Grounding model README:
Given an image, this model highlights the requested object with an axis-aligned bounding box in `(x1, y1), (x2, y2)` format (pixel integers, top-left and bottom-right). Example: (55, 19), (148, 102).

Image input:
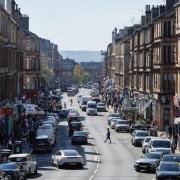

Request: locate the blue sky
(16, 0), (164, 51)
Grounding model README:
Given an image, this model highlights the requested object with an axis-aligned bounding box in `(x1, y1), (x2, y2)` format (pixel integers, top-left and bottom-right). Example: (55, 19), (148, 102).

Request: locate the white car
(37, 124), (56, 146)
(97, 102), (106, 112)
(86, 101), (97, 116)
(8, 153), (37, 176)
(52, 150), (84, 168)
(110, 119), (120, 129)
(142, 136), (158, 153)
(107, 114), (120, 125)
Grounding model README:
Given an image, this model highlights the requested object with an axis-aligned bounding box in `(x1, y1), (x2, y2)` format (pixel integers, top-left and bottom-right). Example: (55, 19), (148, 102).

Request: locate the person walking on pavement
(104, 128), (111, 143)
(63, 102), (67, 109)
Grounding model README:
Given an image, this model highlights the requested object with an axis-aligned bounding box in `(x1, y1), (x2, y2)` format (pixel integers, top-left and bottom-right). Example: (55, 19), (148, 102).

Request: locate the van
(36, 124), (55, 146)
(86, 101), (97, 116)
(80, 96), (92, 111)
(23, 104), (45, 115)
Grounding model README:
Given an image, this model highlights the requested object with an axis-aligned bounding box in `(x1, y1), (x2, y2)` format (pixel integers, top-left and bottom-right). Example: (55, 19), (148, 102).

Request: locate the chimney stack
(166, 0), (176, 12)
(159, 5), (166, 15)
(151, 5), (159, 20)
(145, 5), (151, 25)
(141, 15), (146, 26)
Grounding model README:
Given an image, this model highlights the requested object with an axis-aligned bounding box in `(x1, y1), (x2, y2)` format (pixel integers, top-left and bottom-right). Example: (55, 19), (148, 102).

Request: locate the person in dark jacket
(104, 128), (111, 143)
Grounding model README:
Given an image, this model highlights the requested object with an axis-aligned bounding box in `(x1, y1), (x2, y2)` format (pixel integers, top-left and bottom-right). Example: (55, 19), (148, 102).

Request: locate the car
(161, 154), (180, 163)
(68, 111), (80, 124)
(8, 154), (37, 176)
(97, 102), (106, 112)
(51, 150), (84, 168)
(156, 162), (180, 180)
(114, 120), (130, 132)
(37, 124), (55, 146)
(142, 136), (158, 154)
(129, 124), (147, 134)
(80, 96), (92, 111)
(110, 119), (120, 129)
(92, 96), (101, 104)
(0, 162), (27, 180)
(69, 122), (83, 136)
(107, 114), (120, 125)
(86, 101), (97, 116)
(32, 135), (52, 153)
(134, 152), (162, 173)
(71, 131), (88, 145)
(131, 130), (149, 147)
(147, 138), (171, 154)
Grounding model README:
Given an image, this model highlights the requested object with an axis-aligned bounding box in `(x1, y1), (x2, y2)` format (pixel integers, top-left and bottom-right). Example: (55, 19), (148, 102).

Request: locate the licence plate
(69, 163), (76, 165)
(140, 165), (147, 168)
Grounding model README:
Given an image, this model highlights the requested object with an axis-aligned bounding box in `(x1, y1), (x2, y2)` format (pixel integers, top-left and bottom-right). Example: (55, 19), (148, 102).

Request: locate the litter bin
(14, 141), (23, 154)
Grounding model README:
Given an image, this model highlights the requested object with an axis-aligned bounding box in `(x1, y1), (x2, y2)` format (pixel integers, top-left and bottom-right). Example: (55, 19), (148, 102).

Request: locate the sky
(16, 0), (165, 51)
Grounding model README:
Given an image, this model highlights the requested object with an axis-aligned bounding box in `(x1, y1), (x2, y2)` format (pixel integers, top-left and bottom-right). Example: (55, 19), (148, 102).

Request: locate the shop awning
(174, 117), (180, 124)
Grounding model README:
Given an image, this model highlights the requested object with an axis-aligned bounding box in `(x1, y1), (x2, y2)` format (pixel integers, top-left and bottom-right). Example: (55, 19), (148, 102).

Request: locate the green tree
(41, 67), (54, 85)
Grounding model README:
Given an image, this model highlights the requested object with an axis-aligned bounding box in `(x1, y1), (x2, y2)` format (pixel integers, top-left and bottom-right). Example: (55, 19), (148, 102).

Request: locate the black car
(33, 135), (52, 153)
(156, 162), (180, 180)
(0, 162), (26, 180)
(134, 152), (162, 172)
(69, 122), (82, 136)
(71, 131), (88, 145)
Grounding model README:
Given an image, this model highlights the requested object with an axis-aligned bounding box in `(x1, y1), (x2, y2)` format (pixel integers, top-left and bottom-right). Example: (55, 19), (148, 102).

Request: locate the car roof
(9, 153), (29, 158)
(36, 135), (49, 139)
(134, 130), (148, 132)
(147, 152), (163, 155)
(151, 138), (170, 142)
(163, 154), (180, 157)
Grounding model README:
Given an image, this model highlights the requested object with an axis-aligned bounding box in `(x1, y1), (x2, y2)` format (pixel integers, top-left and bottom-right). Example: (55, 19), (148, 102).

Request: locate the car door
(31, 156), (37, 172)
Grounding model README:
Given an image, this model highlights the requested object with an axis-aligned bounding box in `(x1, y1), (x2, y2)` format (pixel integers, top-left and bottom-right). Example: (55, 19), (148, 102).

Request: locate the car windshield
(109, 114), (119, 117)
(136, 132), (148, 137)
(159, 163), (180, 171)
(145, 153), (161, 159)
(40, 125), (52, 129)
(88, 104), (97, 108)
(70, 123), (81, 128)
(152, 140), (170, 148)
(145, 137), (151, 142)
(9, 157), (26, 162)
(63, 151), (78, 156)
(0, 163), (17, 170)
(98, 103), (104, 106)
(74, 131), (86, 136)
(162, 156), (180, 163)
(118, 121), (128, 125)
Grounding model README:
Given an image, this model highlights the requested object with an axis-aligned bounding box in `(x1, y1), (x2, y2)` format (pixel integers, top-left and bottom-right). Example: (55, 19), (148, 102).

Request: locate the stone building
(0, 0), (24, 104)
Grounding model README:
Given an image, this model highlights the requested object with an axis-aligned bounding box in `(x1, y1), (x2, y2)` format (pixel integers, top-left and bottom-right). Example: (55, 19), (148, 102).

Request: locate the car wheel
(58, 164), (63, 169)
(28, 168), (31, 177)
(79, 164), (83, 169)
(135, 168), (140, 172)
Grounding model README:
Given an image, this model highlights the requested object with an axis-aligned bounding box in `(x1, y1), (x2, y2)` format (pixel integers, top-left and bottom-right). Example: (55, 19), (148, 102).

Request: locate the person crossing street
(104, 128), (111, 143)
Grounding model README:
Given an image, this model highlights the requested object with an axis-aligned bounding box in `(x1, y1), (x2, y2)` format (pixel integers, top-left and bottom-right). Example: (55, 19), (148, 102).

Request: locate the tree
(74, 64), (90, 84)
(41, 67), (54, 86)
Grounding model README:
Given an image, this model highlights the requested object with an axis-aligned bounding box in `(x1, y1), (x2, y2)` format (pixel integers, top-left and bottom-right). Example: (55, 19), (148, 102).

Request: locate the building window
(164, 21), (171, 37)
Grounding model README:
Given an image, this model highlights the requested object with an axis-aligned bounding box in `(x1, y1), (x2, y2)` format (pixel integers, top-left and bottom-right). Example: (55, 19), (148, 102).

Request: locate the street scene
(1, 0), (180, 180)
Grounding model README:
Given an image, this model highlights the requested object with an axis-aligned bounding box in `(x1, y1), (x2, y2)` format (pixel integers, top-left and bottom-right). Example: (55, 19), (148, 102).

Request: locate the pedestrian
(165, 124), (169, 138)
(169, 126), (173, 139)
(104, 128), (111, 143)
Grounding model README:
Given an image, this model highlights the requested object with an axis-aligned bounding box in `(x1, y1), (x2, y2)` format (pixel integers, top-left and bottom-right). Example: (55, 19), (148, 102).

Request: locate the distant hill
(60, 51), (101, 62)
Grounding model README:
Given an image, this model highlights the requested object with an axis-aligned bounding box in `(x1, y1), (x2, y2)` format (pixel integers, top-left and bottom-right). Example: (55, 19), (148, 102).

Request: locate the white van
(80, 96), (92, 111)
(86, 101), (97, 116)
(37, 124), (55, 146)
(23, 104), (45, 115)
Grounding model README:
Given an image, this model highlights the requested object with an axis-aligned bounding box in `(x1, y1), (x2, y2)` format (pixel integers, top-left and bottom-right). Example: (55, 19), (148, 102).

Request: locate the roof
(9, 154), (29, 158)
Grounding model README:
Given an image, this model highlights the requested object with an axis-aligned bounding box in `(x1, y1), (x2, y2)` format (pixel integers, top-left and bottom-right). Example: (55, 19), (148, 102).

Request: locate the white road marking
(88, 138), (101, 180)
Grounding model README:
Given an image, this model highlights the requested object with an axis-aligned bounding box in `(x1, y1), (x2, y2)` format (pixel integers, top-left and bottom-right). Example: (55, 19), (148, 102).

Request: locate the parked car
(110, 119), (120, 129)
(114, 120), (130, 132)
(51, 150), (84, 168)
(156, 162), (180, 180)
(131, 130), (149, 147)
(32, 135), (52, 153)
(80, 96), (92, 111)
(146, 138), (171, 154)
(142, 137), (159, 154)
(107, 116), (120, 125)
(134, 152), (162, 173)
(71, 131), (88, 145)
(0, 162), (26, 180)
(97, 102), (106, 112)
(69, 122), (83, 136)
(129, 124), (147, 134)
(8, 154), (37, 176)
(161, 154), (180, 163)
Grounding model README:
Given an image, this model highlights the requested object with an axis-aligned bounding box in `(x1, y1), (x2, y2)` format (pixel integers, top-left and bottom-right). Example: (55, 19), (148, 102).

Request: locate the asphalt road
(29, 88), (156, 180)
